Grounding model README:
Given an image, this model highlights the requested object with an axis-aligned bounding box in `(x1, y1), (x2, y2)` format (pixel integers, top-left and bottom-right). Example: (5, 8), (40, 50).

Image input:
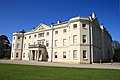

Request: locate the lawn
(0, 63), (120, 80)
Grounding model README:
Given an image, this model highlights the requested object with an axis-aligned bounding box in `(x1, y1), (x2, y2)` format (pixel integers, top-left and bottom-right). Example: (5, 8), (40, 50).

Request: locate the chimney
(57, 20), (62, 24)
(92, 12), (96, 19)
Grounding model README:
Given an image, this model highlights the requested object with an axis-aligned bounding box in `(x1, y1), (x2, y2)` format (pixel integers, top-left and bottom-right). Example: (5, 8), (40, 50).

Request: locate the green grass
(0, 63), (120, 80)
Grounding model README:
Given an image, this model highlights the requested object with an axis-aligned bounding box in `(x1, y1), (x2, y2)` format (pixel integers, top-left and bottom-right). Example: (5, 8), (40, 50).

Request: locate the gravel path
(0, 60), (120, 70)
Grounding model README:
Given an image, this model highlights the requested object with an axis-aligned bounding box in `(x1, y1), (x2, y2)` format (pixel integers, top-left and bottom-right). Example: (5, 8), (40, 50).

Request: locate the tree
(0, 35), (11, 59)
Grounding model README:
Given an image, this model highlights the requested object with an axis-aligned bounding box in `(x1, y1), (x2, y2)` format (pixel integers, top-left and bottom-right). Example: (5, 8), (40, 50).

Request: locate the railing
(29, 44), (46, 48)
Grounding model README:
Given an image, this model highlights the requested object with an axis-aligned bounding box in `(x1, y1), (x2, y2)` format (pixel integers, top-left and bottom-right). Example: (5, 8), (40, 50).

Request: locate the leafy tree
(113, 45), (120, 62)
(0, 35), (11, 59)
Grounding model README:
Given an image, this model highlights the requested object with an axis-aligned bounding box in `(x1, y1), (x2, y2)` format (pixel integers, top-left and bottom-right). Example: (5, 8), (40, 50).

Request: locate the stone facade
(11, 12), (112, 64)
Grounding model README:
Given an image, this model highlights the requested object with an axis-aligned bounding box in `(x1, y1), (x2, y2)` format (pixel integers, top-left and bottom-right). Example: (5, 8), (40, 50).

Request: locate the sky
(0, 0), (119, 42)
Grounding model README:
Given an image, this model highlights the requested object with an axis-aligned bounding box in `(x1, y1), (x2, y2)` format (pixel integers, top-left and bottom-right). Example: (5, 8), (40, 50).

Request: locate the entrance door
(32, 50), (35, 60)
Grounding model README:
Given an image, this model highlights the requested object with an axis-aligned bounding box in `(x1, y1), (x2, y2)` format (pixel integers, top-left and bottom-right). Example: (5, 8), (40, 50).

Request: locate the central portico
(29, 44), (48, 61)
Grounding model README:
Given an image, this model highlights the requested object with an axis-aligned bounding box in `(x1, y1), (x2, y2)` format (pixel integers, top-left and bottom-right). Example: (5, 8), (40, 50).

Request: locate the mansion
(11, 12), (112, 64)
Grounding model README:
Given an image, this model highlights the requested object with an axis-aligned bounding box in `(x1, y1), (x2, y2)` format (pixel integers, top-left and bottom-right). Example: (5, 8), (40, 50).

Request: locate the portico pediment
(34, 23), (51, 32)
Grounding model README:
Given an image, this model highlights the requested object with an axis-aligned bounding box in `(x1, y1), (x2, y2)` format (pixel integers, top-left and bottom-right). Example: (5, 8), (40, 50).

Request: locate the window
(23, 53), (25, 58)
(63, 39), (67, 46)
(54, 52), (57, 58)
(46, 41), (49, 47)
(16, 53), (19, 57)
(55, 31), (58, 35)
(83, 50), (87, 59)
(73, 24), (77, 28)
(42, 41), (44, 45)
(38, 33), (44, 38)
(12, 53), (13, 57)
(46, 55), (49, 58)
(73, 50), (77, 59)
(46, 32), (49, 36)
(18, 37), (20, 39)
(13, 44), (14, 48)
(13, 37), (15, 40)
(83, 35), (87, 43)
(24, 37), (26, 39)
(63, 52), (66, 59)
(29, 36), (31, 39)
(24, 44), (26, 48)
(73, 35), (77, 43)
(34, 34), (36, 38)
(17, 43), (19, 49)
(82, 24), (87, 28)
(63, 29), (67, 33)
(55, 40), (58, 46)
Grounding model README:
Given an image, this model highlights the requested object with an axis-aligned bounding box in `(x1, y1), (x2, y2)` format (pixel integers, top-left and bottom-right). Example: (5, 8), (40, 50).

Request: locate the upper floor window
(38, 33), (44, 38)
(73, 24), (77, 29)
(24, 44), (26, 48)
(13, 37), (15, 40)
(29, 36), (31, 39)
(23, 53), (25, 58)
(55, 31), (58, 35)
(18, 37), (20, 39)
(12, 44), (14, 49)
(55, 40), (58, 46)
(82, 24), (87, 29)
(63, 39), (67, 46)
(83, 50), (87, 59)
(73, 35), (77, 43)
(24, 37), (26, 39)
(34, 34), (36, 38)
(63, 29), (67, 33)
(46, 41), (49, 47)
(17, 43), (19, 49)
(83, 35), (87, 43)
(46, 32), (49, 36)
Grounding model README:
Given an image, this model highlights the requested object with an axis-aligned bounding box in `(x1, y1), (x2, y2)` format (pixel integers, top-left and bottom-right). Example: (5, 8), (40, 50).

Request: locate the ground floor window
(83, 50), (87, 59)
(73, 50), (77, 59)
(16, 53), (19, 58)
(23, 53), (25, 58)
(63, 52), (66, 59)
(54, 52), (58, 59)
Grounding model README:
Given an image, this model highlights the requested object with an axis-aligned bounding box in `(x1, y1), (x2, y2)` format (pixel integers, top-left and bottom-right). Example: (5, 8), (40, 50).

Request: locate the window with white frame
(46, 32), (49, 36)
(55, 40), (58, 46)
(24, 44), (26, 48)
(29, 36), (31, 39)
(63, 29), (67, 33)
(73, 35), (77, 43)
(73, 50), (77, 59)
(73, 24), (77, 29)
(55, 31), (58, 35)
(83, 50), (87, 59)
(63, 39), (67, 46)
(83, 35), (87, 43)
(82, 23), (87, 29)
(38, 33), (44, 38)
(23, 53), (25, 58)
(18, 37), (20, 39)
(17, 43), (19, 49)
(63, 52), (66, 59)
(46, 41), (49, 47)
(16, 53), (19, 57)
(12, 44), (14, 49)
(34, 34), (36, 38)
(54, 52), (58, 58)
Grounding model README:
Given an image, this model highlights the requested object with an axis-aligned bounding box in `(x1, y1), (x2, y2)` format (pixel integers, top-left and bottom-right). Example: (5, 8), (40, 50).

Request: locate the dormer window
(73, 24), (77, 29)
(55, 31), (58, 35)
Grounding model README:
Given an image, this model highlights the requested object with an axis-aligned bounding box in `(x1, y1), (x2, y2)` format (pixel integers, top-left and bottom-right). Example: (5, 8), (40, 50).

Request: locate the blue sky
(0, 0), (119, 42)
